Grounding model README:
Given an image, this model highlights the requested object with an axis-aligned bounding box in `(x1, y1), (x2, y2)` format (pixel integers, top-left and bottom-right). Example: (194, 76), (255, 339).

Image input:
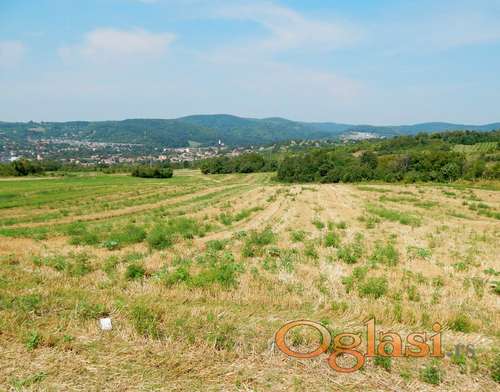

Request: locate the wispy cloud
(59, 28), (176, 62)
(215, 2), (361, 53)
(0, 40), (26, 67)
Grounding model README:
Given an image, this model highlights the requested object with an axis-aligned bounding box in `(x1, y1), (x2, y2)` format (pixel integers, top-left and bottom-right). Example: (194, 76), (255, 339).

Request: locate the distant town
(0, 132), (380, 165)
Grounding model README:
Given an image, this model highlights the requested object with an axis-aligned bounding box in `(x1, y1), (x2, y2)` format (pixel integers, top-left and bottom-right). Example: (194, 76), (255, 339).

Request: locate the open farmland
(0, 171), (499, 391)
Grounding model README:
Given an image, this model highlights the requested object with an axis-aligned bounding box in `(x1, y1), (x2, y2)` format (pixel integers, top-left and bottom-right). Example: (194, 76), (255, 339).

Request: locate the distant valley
(1, 114), (499, 162)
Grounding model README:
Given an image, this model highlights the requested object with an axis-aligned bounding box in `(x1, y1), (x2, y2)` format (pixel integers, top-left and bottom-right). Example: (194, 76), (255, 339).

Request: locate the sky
(1, 0), (500, 124)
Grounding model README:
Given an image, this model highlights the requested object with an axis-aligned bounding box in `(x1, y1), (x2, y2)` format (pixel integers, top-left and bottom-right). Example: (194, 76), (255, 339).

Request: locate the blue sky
(1, 0), (499, 124)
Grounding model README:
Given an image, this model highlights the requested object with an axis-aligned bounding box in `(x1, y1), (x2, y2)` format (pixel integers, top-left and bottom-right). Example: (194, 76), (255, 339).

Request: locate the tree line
(277, 150), (499, 183)
(200, 153), (277, 174)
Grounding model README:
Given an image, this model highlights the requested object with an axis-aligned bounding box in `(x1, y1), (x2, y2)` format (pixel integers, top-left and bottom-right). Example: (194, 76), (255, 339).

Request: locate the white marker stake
(99, 317), (112, 331)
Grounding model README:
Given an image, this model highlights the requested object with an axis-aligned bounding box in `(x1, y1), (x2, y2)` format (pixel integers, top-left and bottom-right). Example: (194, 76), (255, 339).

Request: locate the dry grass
(0, 172), (499, 391)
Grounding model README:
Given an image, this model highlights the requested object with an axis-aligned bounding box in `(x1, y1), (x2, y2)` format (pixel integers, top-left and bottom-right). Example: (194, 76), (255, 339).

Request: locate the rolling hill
(1, 115), (499, 148)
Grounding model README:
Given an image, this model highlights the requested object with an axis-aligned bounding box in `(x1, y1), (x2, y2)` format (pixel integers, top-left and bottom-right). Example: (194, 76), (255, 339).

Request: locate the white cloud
(216, 3), (361, 53)
(59, 28), (175, 62)
(0, 40), (26, 67)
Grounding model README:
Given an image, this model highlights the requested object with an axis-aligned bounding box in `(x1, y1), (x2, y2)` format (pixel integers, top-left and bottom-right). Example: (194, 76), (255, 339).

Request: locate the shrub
(132, 165), (173, 178)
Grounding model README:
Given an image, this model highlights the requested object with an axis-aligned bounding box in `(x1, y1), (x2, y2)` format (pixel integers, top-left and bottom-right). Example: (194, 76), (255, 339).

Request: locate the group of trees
(131, 164), (173, 178)
(200, 153), (277, 174)
(0, 159), (46, 176)
(277, 149), (499, 183)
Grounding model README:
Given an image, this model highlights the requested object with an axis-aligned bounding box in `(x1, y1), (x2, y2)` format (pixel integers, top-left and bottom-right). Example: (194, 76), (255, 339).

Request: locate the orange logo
(275, 319), (444, 373)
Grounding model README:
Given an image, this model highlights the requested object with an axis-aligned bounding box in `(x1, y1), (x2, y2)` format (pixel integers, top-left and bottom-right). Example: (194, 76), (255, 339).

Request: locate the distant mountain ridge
(1, 114), (499, 148)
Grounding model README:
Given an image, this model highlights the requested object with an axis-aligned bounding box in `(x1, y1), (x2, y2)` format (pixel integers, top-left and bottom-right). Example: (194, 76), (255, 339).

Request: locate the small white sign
(99, 317), (112, 331)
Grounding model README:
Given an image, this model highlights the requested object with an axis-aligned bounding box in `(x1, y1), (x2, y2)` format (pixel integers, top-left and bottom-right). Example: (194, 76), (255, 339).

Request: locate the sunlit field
(0, 170), (499, 391)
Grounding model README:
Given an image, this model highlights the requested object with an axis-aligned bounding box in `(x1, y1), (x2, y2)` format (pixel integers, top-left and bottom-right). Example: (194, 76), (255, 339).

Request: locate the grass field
(0, 170), (499, 391)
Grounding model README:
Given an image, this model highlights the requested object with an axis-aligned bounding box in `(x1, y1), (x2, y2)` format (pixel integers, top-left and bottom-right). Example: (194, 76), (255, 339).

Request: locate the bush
(132, 165), (173, 178)
(10, 159), (44, 176)
(200, 153), (276, 174)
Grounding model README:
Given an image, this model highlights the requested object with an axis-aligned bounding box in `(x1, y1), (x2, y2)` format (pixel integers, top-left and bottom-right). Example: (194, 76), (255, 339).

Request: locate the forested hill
(1, 114), (499, 148)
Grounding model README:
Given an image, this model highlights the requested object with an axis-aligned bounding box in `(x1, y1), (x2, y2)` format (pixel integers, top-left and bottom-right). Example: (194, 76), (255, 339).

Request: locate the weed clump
(369, 240), (399, 266)
(146, 225), (173, 250)
(449, 314), (474, 333)
(324, 231), (340, 248)
(359, 277), (388, 298)
(242, 228), (275, 257)
(130, 303), (162, 338)
(337, 234), (364, 264)
(290, 230), (306, 243)
(420, 361), (442, 385)
(125, 263), (146, 280)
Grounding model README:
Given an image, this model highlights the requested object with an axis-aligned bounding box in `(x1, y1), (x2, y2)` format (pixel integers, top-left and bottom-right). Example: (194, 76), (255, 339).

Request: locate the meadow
(0, 170), (499, 391)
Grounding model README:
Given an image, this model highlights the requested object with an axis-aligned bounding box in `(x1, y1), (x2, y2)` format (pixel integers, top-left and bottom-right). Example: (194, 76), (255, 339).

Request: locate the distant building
(9, 156), (20, 162)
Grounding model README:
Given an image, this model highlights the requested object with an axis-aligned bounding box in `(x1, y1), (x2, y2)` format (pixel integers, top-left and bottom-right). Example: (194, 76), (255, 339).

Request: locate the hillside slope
(1, 115), (499, 148)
